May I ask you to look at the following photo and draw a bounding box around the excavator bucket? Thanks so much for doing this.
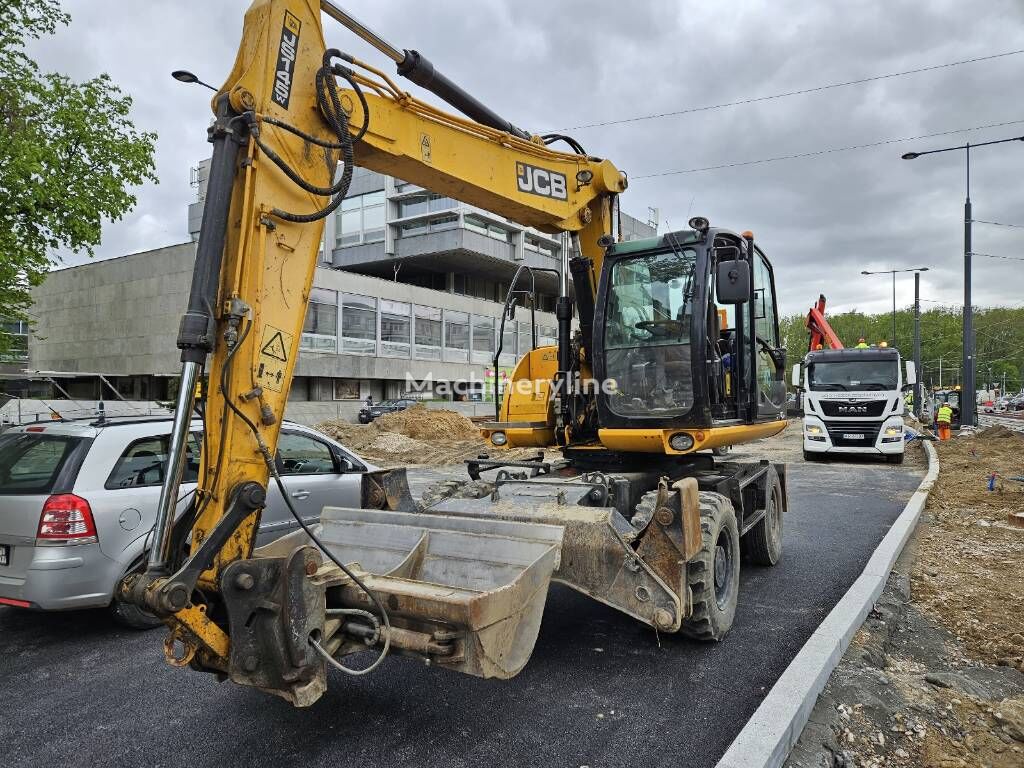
[237,468,701,699]
[294,470,702,683]
[314,507,563,679]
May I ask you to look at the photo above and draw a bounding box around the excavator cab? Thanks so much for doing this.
[592,226,788,435]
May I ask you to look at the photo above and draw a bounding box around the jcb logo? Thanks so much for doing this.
[516,163,568,201]
[271,12,302,109]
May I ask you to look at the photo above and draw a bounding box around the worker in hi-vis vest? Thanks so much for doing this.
[936,402,954,441]
[855,338,869,349]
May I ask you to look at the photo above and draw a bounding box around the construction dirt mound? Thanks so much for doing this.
[373,403,479,441]
[914,427,1024,667]
[316,404,529,467]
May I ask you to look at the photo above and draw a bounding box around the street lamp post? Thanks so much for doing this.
[860,267,929,348]
[901,133,1024,428]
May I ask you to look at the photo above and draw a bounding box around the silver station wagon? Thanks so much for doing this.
[0,415,374,627]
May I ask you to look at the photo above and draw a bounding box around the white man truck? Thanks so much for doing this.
[792,347,916,464]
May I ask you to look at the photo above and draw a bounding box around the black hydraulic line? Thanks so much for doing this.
[396,50,530,140]
[569,257,596,357]
[177,96,244,364]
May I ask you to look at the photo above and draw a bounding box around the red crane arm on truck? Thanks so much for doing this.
[805,294,844,351]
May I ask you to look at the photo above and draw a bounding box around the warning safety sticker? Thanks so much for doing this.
[255,325,294,393]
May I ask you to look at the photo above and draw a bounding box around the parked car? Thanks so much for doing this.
[0,416,375,627]
[357,398,419,424]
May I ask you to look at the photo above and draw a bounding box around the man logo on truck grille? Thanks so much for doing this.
[516,162,568,201]
[271,12,302,109]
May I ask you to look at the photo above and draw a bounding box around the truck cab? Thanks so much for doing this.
[792,347,916,464]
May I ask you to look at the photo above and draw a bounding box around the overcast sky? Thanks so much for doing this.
[27,0,1024,317]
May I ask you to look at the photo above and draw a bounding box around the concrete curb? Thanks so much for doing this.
[715,441,940,768]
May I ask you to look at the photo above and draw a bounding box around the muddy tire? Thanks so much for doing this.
[109,594,163,630]
[681,492,740,641]
[741,465,784,566]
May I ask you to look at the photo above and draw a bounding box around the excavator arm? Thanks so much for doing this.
[122,0,627,703]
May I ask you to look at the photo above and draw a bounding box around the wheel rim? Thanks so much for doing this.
[713,529,735,610]
[767,483,782,545]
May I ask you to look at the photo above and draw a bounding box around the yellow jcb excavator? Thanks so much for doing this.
[122,0,790,706]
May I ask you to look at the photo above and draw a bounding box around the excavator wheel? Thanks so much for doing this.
[741,464,784,566]
[680,492,740,641]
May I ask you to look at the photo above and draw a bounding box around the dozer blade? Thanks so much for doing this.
[316,506,564,679]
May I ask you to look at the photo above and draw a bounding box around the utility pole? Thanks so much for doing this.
[939,356,943,389]
[913,272,922,419]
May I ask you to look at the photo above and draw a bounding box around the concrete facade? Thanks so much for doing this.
[26,242,561,421]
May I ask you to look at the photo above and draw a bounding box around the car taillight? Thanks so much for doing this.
[38,494,97,541]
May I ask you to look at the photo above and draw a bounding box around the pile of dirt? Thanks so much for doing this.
[317,404,504,467]
[373,403,479,441]
[914,430,1024,667]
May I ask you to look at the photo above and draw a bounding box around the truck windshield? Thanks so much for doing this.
[808,360,898,392]
[604,248,696,417]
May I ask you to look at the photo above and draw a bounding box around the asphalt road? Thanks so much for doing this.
[0,459,923,768]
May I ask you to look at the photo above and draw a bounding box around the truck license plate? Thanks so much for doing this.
[0,544,8,566]
[842,433,865,440]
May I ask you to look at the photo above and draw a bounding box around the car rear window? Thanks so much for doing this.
[105,433,201,489]
[0,433,85,495]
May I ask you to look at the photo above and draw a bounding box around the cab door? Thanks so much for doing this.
[752,252,786,420]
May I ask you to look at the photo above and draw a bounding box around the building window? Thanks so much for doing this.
[333,378,361,400]
[0,320,29,362]
[336,190,386,247]
[518,322,535,354]
[539,325,558,348]
[500,320,517,366]
[396,213,458,238]
[414,305,442,361]
[380,299,411,358]
[397,193,455,218]
[341,293,377,355]
[300,288,338,353]
[444,310,470,363]
[472,316,495,364]
[524,234,560,259]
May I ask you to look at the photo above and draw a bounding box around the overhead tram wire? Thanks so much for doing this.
[631,118,1024,179]
[554,48,1024,132]
[973,219,1024,229]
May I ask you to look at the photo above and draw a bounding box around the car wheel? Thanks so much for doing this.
[358,414,371,424]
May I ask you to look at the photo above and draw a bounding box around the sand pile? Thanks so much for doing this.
[316,404,490,466]
[373,403,479,441]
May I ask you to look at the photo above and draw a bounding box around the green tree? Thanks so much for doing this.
[0,0,157,355]
[782,303,1024,395]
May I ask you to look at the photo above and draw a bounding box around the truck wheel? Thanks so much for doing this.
[681,492,740,642]
[887,452,905,465]
[741,465,783,566]
[802,449,821,462]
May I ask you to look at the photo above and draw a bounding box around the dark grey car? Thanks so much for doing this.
[357,398,418,424]
[0,416,375,627]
